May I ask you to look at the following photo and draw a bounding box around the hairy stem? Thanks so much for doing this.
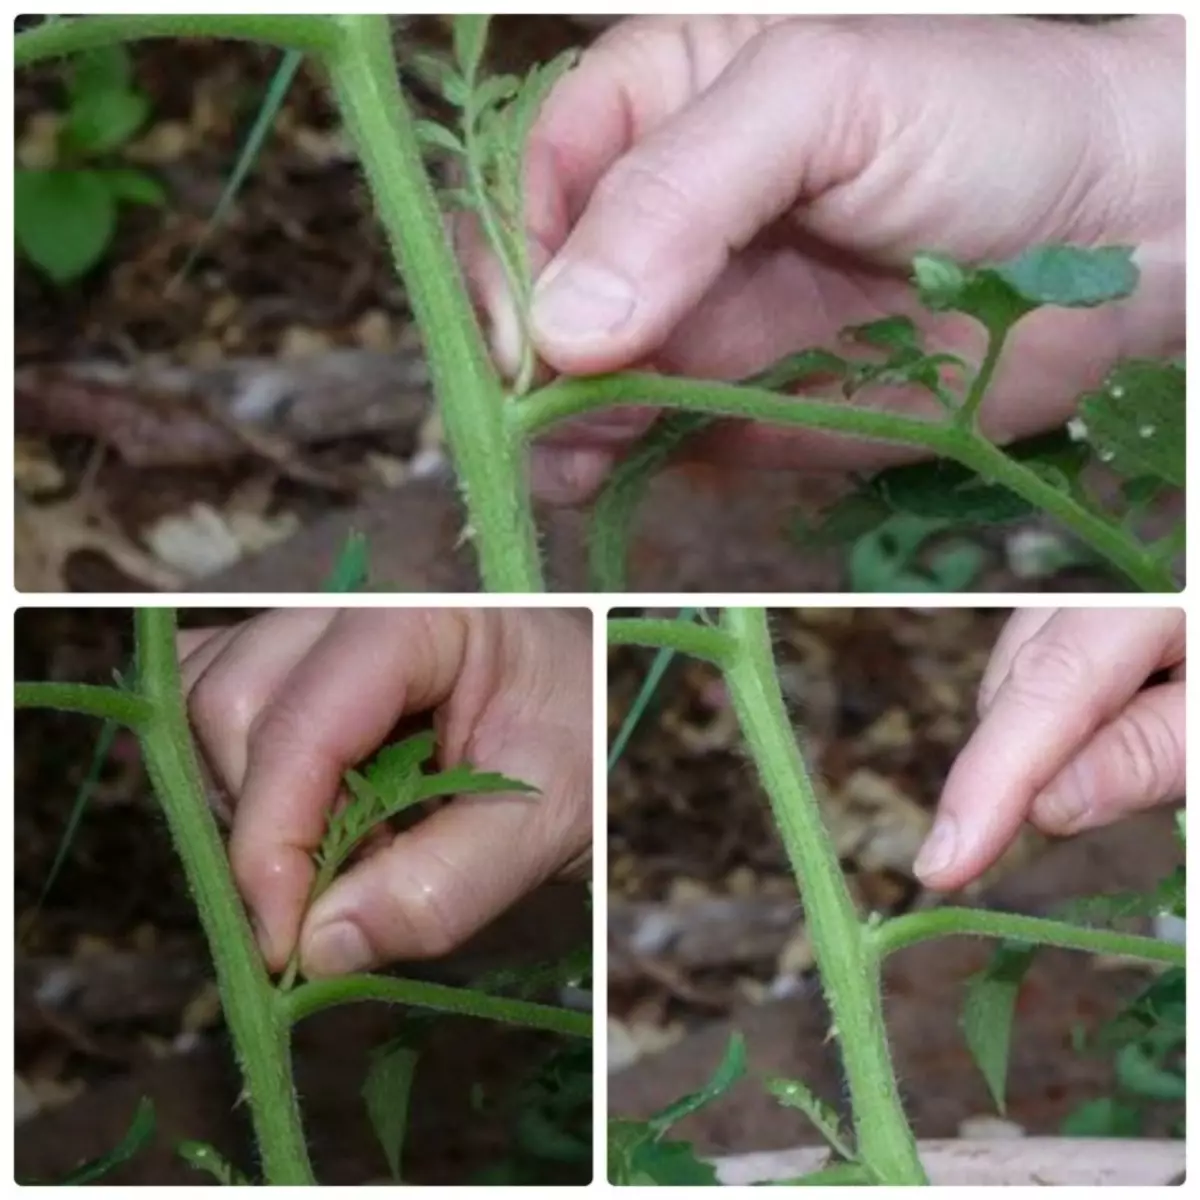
[874,907,1185,966]
[324,16,543,591]
[286,973,592,1038]
[14,13,338,64]
[607,617,737,667]
[520,374,1176,592]
[15,682,153,727]
[133,611,313,1185]
[718,609,925,1184]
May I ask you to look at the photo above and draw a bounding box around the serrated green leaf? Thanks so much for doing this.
[843,314,922,353]
[415,119,466,155]
[962,941,1038,1113]
[363,1039,420,1181]
[100,167,166,206]
[364,730,438,798]
[409,763,538,806]
[453,14,491,80]
[1078,359,1184,487]
[472,72,521,115]
[766,1076,854,1160]
[322,530,370,592]
[648,1032,746,1135]
[14,168,116,283]
[409,51,469,106]
[57,1097,155,1184]
[177,1140,251,1185]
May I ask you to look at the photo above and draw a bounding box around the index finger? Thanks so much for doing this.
[916,608,1185,891]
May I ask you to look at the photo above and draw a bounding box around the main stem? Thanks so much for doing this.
[719,609,925,1184]
[134,611,313,1185]
[323,16,544,591]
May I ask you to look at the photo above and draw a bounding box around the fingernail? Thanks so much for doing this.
[303,920,372,977]
[529,446,611,505]
[532,261,636,341]
[913,817,959,881]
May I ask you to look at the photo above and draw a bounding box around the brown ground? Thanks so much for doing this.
[14,609,592,1185]
[606,609,1184,1157]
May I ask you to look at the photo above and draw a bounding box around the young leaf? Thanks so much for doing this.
[765,1076,854,1161]
[15,169,116,283]
[363,1038,421,1181]
[67,44,134,99]
[452,14,491,81]
[1060,1096,1143,1138]
[322,530,370,592]
[99,167,166,206]
[1077,359,1184,488]
[648,1032,746,1135]
[177,1140,252,1185]
[608,1120,719,1186]
[961,941,1037,1113]
[1114,1038,1186,1102]
[56,1097,155,1184]
[746,347,849,393]
[415,119,466,156]
[64,86,149,153]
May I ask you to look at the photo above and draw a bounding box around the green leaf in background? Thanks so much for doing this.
[452,14,491,80]
[55,1096,155,1184]
[15,168,116,283]
[176,1140,251,1185]
[746,347,850,393]
[363,1037,421,1181]
[322,530,370,592]
[1060,1096,1143,1138]
[961,941,1038,1113]
[765,1076,854,1161]
[648,1032,746,1135]
[846,514,985,593]
[66,44,133,99]
[99,166,166,206]
[1114,1037,1186,1102]
[1078,359,1185,488]
[608,1121,719,1186]
[64,86,149,153]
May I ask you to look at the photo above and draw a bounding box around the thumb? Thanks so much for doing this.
[529,29,873,373]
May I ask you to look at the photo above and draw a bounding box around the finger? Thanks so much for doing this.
[977,608,1058,715]
[231,610,470,969]
[177,626,229,662]
[299,727,589,975]
[916,608,1185,890]
[1031,682,1186,835]
[184,610,334,799]
[530,28,875,373]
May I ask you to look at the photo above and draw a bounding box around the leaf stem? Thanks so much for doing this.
[521,373,1176,592]
[718,609,926,1184]
[607,617,737,667]
[958,328,1006,428]
[323,16,543,591]
[15,681,153,727]
[14,13,338,65]
[286,973,592,1038]
[873,906,1185,966]
[133,611,313,1185]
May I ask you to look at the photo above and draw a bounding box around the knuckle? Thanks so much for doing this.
[386,847,472,959]
[1109,707,1181,801]
[594,156,701,238]
[1001,638,1092,710]
[189,673,257,745]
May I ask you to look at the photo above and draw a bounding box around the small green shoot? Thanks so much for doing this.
[321,531,371,592]
[177,1140,252,1185]
[15,45,163,283]
[43,1097,156,1184]
[765,1076,855,1163]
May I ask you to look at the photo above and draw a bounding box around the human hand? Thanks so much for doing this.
[914,607,1185,891]
[463,14,1183,503]
[178,608,592,977]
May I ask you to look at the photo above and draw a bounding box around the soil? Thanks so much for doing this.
[14,16,1160,595]
[13,608,592,1185]
[606,609,1185,1161]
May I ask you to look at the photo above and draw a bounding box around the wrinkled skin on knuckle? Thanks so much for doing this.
[381,841,474,960]
[1110,703,1182,803]
[1000,637,1095,712]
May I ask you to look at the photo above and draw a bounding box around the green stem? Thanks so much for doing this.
[15,682,152,727]
[520,373,1175,592]
[607,618,737,667]
[324,16,543,591]
[133,611,313,1185]
[14,13,338,65]
[286,973,592,1038]
[874,907,1185,967]
[958,327,1005,428]
[718,609,925,1184]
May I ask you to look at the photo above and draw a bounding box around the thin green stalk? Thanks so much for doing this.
[15,681,153,727]
[286,973,592,1038]
[957,327,1006,428]
[873,907,1185,967]
[133,611,313,1185]
[719,608,925,1185]
[607,617,736,667]
[520,373,1175,592]
[14,13,338,65]
[324,15,543,591]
